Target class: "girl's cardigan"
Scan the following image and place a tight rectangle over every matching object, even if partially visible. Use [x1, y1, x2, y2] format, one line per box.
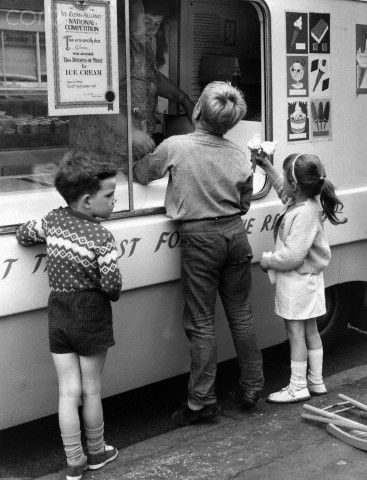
[263, 178, 331, 273]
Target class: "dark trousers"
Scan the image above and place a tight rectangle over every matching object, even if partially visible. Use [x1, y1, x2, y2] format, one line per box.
[180, 216, 264, 406]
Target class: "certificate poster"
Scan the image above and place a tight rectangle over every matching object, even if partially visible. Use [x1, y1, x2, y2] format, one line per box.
[356, 24, 367, 94]
[45, 0, 119, 115]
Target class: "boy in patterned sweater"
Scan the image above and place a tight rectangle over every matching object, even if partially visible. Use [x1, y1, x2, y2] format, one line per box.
[16, 151, 122, 480]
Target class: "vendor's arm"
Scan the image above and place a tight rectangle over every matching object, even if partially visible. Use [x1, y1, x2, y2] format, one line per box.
[157, 72, 194, 120]
[16, 218, 47, 246]
[133, 139, 171, 185]
[262, 209, 318, 271]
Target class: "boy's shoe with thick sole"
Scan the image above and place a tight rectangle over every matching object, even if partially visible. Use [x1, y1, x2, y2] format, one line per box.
[308, 381, 327, 396]
[228, 389, 262, 409]
[267, 385, 311, 404]
[66, 461, 88, 480]
[87, 444, 118, 470]
[172, 403, 220, 427]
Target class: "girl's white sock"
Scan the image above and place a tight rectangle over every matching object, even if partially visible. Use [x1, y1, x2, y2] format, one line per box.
[307, 347, 324, 385]
[289, 360, 308, 390]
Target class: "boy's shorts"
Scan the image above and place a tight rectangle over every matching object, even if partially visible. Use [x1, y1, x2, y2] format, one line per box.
[48, 290, 115, 356]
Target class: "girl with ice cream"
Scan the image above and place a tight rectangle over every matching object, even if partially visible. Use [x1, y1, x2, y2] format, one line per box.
[253, 150, 347, 404]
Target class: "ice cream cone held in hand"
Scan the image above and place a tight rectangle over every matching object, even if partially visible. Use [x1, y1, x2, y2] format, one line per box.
[247, 134, 277, 172]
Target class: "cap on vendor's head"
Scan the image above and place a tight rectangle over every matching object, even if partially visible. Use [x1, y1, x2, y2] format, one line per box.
[196, 81, 247, 135]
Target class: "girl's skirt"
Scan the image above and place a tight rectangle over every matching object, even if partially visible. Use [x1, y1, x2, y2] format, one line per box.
[275, 268, 326, 320]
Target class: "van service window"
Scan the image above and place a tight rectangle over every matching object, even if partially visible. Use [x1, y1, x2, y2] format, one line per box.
[0, 0, 269, 233]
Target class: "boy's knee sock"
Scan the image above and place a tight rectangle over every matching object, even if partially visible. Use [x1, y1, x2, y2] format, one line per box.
[85, 423, 105, 455]
[61, 431, 86, 466]
[289, 360, 308, 390]
[307, 347, 324, 385]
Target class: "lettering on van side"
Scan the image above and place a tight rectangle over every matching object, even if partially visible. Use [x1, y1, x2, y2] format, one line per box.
[2, 258, 18, 280]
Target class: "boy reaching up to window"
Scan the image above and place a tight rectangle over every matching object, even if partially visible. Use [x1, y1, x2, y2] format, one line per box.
[134, 81, 264, 426]
[16, 151, 122, 480]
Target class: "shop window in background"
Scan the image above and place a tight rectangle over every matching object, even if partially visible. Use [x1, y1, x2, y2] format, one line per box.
[0, 6, 68, 151]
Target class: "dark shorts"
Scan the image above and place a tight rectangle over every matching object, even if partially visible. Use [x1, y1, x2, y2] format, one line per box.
[48, 290, 114, 356]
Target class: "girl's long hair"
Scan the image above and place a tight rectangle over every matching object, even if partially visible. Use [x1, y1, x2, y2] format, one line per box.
[283, 154, 347, 225]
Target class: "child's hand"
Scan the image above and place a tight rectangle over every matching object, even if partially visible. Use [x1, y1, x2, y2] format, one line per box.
[259, 257, 269, 272]
[254, 152, 272, 170]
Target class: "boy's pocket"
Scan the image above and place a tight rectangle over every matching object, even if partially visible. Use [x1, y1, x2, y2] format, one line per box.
[231, 232, 253, 264]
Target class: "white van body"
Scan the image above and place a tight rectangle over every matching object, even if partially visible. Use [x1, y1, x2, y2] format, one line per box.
[0, 0, 366, 429]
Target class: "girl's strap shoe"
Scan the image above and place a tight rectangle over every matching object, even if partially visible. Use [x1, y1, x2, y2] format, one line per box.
[267, 385, 311, 404]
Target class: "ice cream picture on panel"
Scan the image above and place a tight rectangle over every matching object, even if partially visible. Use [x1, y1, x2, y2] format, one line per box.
[291, 16, 302, 49]
[286, 12, 308, 53]
[356, 30, 367, 93]
[313, 59, 328, 91]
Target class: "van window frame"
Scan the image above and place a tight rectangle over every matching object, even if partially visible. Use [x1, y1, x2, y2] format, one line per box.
[0, 0, 272, 235]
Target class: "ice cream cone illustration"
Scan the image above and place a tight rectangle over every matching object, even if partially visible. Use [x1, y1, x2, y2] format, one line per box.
[313, 59, 328, 92]
[311, 102, 319, 131]
[322, 101, 330, 130]
[357, 35, 367, 89]
[290, 16, 302, 50]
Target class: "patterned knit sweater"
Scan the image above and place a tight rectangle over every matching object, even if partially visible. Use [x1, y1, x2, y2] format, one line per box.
[16, 207, 122, 301]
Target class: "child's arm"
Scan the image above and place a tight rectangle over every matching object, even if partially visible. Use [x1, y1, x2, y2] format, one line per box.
[262, 209, 319, 271]
[240, 174, 253, 215]
[133, 139, 170, 185]
[96, 232, 122, 302]
[16, 218, 47, 246]
[255, 154, 288, 204]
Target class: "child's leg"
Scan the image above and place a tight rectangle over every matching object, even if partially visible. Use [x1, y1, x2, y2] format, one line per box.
[267, 320, 310, 403]
[305, 318, 327, 394]
[52, 353, 87, 471]
[79, 351, 118, 469]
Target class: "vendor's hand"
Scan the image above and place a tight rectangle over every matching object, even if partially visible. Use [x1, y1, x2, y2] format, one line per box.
[259, 257, 269, 272]
[132, 129, 156, 161]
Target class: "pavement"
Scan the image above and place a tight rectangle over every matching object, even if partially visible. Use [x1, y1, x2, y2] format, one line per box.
[35, 365, 367, 480]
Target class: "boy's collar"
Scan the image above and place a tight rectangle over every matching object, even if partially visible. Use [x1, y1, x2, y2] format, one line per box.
[65, 206, 100, 223]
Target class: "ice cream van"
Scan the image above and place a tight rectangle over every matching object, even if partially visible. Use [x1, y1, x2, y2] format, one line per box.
[0, 0, 366, 429]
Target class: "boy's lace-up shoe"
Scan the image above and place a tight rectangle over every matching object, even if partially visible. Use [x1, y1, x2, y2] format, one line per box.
[228, 389, 262, 408]
[308, 380, 327, 396]
[87, 443, 118, 470]
[172, 403, 221, 427]
[66, 461, 88, 480]
[267, 385, 311, 404]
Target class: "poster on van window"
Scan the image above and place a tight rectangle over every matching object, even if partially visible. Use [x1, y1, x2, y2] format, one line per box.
[309, 56, 330, 96]
[356, 24, 367, 94]
[309, 13, 330, 54]
[287, 56, 308, 96]
[44, 0, 119, 115]
[286, 12, 308, 54]
[287, 99, 309, 141]
[310, 99, 331, 139]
